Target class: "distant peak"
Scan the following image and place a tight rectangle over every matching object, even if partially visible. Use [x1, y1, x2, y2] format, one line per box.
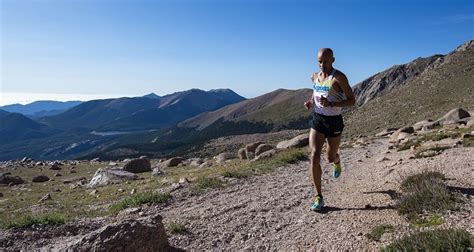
[455, 39, 474, 53]
[209, 88, 235, 93]
[143, 93, 161, 99]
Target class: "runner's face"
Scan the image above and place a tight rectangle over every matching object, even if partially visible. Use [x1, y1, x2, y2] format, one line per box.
[317, 52, 334, 73]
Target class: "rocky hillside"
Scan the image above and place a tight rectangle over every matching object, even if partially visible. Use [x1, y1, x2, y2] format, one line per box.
[180, 88, 312, 130]
[352, 55, 442, 106]
[344, 40, 474, 137]
[1, 107, 473, 250]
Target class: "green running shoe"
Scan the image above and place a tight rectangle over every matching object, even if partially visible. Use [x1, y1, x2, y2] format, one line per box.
[310, 195, 325, 211]
[333, 162, 342, 178]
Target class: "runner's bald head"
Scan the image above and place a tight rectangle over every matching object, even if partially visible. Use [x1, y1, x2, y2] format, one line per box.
[317, 48, 335, 73]
[318, 48, 333, 58]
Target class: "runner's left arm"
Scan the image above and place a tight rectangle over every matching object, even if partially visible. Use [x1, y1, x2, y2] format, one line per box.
[333, 73, 355, 107]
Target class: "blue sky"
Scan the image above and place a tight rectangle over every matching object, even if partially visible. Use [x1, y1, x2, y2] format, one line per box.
[1, 0, 473, 105]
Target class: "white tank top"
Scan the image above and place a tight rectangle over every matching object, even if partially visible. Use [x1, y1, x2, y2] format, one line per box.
[312, 69, 346, 116]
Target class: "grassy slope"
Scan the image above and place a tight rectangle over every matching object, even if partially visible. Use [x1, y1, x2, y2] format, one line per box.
[344, 44, 474, 137]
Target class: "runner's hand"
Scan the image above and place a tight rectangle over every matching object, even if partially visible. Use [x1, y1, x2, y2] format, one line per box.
[304, 100, 313, 110]
[320, 96, 330, 107]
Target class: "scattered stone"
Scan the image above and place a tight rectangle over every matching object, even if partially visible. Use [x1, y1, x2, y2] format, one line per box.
[32, 175, 50, 183]
[413, 120, 433, 131]
[88, 168, 138, 188]
[0, 174, 25, 186]
[63, 177, 87, 184]
[161, 157, 185, 168]
[245, 142, 265, 154]
[109, 162, 118, 166]
[276, 134, 309, 149]
[118, 188, 124, 193]
[254, 149, 277, 161]
[122, 158, 151, 173]
[39, 193, 51, 202]
[421, 121, 441, 131]
[375, 128, 399, 137]
[415, 150, 439, 158]
[255, 144, 274, 156]
[461, 133, 473, 139]
[199, 161, 212, 168]
[60, 215, 169, 251]
[390, 127, 414, 143]
[91, 158, 100, 162]
[466, 119, 474, 127]
[188, 158, 204, 167]
[238, 148, 247, 160]
[440, 108, 470, 122]
[49, 164, 62, 171]
[90, 190, 98, 196]
[179, 177, 189, 184]
[54, 173, 62, 177]
[377, 157, 390, 162]
[152, 167, 163, 177]
[131, 189, 136, 195]
[214, 152, 235, 163]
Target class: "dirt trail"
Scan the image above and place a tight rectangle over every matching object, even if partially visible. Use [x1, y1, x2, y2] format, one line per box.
[158, 137, 473, 250]
[2, 138, 473, 250]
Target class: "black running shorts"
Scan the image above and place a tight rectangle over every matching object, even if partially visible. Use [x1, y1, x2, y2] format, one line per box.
[309, 112, 344, 137]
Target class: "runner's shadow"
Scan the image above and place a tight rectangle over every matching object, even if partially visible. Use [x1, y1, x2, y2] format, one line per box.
[448, 186, 474, 196]
[317, 204, 395, 214]
[362, 190, 399, 200]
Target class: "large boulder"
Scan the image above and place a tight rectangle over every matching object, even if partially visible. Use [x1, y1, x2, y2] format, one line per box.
[32, 175, 50, 183]
[61, 215, 169, 251]
[375, 128, 399, 137]
[421, 121, 441, 131]
[440, 108, 470, 123]
[467, 118, 474, 128]
[389, 127, 415, 143]
[255, 144, 274, 156]
[151, 167, 163, 177]
[412, 120, 433, 131]
[188, 158, 204, 167]
[277, 134, 309, 149]
[122, 158, 151, 173]
[254, 149, 277, 161]
[238, 148, 247, 160]
[88, 168, 138, 188]
[161, 157, 185, 168]
[214, 152, 235, 163]
[62, 176, 87, 184]
[49, 164, 62, 171]
[0, 173, 25, 186]
[245, 142, 265, 154]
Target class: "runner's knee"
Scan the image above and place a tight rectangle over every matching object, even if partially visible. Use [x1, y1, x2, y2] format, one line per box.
[310, 148, 322, 159]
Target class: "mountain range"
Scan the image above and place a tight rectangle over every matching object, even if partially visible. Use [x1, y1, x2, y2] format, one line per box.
[0, 100, 83, 119]
[0, 40, 472, 161]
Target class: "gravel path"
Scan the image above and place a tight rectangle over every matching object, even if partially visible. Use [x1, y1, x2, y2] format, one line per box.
[2, 137, 472, 250]
[160, 137, 473, 250]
